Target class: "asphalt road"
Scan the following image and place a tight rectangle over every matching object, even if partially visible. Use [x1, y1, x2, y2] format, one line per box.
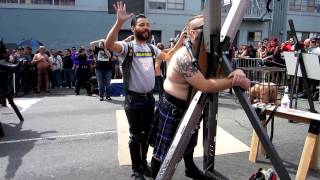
[0, 88, 319, 180]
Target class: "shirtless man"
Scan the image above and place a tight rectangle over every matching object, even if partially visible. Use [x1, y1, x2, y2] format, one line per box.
[151, 15, 251, 179]
[249, 83, 278, 104]
[32, 46, 51, 93]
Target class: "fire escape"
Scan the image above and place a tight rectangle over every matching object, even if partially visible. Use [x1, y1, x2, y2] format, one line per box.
[222, 0, 272, 22]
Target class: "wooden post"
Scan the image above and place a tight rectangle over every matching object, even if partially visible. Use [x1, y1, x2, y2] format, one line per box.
[310, 135, 319, 170]
[296, 133, 318, 180]
[259, 120, 267, 156]
[249, 119, 268, 162]
[249, 131, 259, 162]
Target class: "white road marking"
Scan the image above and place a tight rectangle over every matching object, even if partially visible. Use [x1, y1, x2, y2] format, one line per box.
[0, 130, 116, 145]
[116, 110, 250, 166]
[7, 98, 41, 112]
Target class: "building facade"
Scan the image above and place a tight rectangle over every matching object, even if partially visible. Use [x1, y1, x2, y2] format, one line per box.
[0, 0, 319, 50]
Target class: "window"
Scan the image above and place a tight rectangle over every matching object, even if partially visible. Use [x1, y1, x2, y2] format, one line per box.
[289, 0, 320, 13]
[54, 0, 75, 6]
[247, 31, 262, 42]
[148, 0, 184, 10]
[109, 0, 145, 14]
[316, 0, 320, 13]
[31, 0, 52, 4]
[0, 0, 75, 6]
[167, 0, 184, 10]
[149, 0, 166, 9]
[0, 0, 18, 3]
[201, 0, 205, 10]
[288, 31, 320, 41]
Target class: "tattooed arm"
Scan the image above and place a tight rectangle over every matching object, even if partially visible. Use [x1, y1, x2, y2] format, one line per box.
[174, 51, 250, 92]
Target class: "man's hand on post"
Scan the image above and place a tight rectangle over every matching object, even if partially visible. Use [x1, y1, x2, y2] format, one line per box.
[228, 69, 251, 90]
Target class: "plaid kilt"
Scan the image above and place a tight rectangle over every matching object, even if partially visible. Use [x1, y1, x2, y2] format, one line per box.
[152, 92, 198, 161]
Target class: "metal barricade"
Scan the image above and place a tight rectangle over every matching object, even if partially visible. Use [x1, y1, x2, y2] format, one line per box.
[234, 57, 261, 68]
[233, 58, 288, 104]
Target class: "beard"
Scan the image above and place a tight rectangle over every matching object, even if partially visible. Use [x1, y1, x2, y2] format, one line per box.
[135, 29, 151, 41]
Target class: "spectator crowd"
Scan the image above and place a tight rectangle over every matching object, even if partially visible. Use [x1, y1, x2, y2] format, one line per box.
[0, 35, 320, 100]
[0, 42, 122, 99]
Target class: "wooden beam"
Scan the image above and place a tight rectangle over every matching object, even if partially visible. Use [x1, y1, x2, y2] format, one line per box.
[296, 133, 318, 180]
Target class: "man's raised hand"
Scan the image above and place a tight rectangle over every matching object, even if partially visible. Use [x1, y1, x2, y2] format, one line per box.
[113, 1, 134, 24]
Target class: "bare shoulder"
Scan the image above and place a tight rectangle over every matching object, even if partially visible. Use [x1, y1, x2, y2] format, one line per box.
[173, 48, 199, 78]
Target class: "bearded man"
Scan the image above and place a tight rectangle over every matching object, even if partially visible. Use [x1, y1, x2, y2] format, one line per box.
[105, 2, 185, 180]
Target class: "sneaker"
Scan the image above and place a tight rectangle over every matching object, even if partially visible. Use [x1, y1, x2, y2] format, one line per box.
[99, 96, 104, 101]
[75, 92, 80, 95]
[106, 96, 112, 100]
[131, 172, 145, 180]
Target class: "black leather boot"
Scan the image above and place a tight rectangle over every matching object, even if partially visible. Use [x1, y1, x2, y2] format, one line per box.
[131, 171, 146, 180]
[184, 151, 211, 180]
[140, 137, 151, 177]
[141, 160, 151, 177]
[129, 136, 142, 175]
[151, 157, 162, 180]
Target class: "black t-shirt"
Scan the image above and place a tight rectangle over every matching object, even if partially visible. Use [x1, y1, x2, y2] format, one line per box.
[63, 55, 74, 69]
[94, 47, 113, 70]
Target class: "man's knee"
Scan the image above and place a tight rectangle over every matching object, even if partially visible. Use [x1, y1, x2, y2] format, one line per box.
[129, 133, 143, 146]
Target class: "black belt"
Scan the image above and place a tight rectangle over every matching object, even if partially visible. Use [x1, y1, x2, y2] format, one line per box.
[127, 91, 152, 97]
[163, 91, 187, 110]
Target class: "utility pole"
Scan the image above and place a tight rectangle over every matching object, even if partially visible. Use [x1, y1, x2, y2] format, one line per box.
[270, 0, 288, 42]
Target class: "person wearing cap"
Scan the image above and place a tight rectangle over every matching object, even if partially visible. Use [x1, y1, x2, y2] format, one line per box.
[32, 46, 51, 93]
[308, 37, 319, 54]
[90, 39, 114, 101]
[105, 2, 185, 179]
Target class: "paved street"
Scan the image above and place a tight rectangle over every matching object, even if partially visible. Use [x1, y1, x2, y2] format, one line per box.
[0, 88, 319, 180]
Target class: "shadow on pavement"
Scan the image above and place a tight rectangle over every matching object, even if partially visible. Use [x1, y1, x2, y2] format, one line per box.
[0, 121, 56, 179]
[107, 99, 124, 105]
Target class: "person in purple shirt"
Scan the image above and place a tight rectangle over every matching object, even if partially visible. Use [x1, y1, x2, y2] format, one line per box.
[71, 47, 79, 64]
[73, 47, 92, 95]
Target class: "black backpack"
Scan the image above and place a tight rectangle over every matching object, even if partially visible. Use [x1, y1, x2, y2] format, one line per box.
[121, 42, 156, 93]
